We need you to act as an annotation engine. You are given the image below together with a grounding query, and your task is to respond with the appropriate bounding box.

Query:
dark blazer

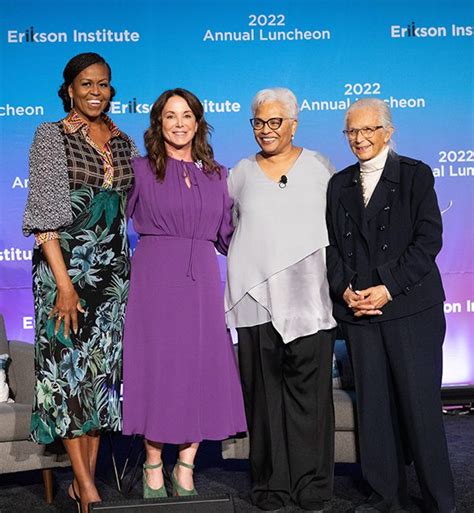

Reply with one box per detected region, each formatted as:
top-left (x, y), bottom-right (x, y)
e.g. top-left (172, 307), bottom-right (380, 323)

top-left (326, 151), bottom-right (445, 324)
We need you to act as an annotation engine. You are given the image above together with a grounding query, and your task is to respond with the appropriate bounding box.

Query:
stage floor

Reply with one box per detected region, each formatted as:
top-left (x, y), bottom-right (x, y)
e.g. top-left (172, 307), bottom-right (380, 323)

top-left (0, 413), bottom-right (473, 513)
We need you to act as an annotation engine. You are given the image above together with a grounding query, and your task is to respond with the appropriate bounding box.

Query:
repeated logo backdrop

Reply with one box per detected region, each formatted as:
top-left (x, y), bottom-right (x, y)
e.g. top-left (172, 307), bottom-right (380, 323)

top-left (0, 0), bottom-right (473, 385)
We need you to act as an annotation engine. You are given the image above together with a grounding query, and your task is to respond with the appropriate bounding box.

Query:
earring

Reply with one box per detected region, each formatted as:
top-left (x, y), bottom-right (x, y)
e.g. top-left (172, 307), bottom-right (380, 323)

top-left (70, 97), bottom-right (74, 109)
top-left (291, 134), bottom-right (295, 140)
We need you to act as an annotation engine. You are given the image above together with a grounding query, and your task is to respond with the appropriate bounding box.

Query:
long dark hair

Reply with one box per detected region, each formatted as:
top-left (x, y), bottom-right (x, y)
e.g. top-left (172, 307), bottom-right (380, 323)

top-left (144, 88), bottom-right (220, 182)
top-left (58, 52), bottom-right (116, 112)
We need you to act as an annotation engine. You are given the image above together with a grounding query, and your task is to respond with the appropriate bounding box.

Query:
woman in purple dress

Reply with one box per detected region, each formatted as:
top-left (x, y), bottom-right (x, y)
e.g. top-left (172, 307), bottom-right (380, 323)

top-left (122, 88), bottom-right (246, 498)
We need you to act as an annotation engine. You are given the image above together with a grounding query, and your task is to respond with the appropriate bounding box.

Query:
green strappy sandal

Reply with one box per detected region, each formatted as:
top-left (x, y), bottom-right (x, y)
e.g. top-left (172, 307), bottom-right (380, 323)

top-left (143, 461), bottom-right (167, 498)
top-left (171, 459), bottom-right (198, 496)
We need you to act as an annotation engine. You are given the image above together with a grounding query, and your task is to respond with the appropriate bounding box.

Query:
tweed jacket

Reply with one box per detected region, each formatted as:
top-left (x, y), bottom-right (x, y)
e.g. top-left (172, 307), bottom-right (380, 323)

top-left (326, 151), bottom-right (445, 324)
top-left (23, 119), bottom-right (140, 236)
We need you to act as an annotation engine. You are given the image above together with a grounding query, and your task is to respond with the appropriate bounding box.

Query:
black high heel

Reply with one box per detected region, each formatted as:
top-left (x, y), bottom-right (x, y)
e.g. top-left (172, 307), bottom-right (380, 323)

top-left (68, 482), bottom-right (81, 513)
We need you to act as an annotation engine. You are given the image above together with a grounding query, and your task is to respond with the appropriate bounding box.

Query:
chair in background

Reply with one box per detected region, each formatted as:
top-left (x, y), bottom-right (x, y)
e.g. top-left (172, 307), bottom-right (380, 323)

top-left (0, 313), bottom-right (70, 503)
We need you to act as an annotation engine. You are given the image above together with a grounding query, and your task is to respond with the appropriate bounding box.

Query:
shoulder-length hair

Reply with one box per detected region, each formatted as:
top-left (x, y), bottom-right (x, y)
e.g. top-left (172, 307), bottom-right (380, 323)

top-left (144, 88), bottom-right (220, 182)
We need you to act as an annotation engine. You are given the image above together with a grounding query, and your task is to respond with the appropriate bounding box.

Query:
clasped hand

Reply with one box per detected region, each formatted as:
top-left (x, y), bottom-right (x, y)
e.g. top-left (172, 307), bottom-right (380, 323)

top-left (343, 285), bottom-right (390, 317)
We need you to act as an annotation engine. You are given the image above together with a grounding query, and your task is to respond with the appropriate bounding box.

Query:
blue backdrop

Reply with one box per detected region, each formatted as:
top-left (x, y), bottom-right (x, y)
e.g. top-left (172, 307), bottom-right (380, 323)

top-left (0, 0), bottom-right (473, 385)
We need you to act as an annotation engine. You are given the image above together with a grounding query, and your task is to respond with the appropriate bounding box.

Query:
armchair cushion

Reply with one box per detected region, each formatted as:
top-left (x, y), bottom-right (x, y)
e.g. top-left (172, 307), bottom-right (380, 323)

top-left (8, 341), bottom-right (35, 405)
top-left (0, 402), bottom-right (32, 442)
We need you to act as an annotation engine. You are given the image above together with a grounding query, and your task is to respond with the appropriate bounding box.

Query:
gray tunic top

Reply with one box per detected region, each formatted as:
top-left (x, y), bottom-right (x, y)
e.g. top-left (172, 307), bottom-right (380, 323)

top-left (225, 148), bottom-right (337, 343)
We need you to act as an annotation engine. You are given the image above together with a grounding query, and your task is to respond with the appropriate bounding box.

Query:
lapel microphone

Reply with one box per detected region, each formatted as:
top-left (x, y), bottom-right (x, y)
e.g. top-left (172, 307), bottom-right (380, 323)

top-left (279, 175), bottom-right (288, 188)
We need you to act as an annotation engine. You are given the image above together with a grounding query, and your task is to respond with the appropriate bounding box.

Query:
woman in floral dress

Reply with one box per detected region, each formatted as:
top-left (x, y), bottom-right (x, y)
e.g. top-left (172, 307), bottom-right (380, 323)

top-left (23, 53), bottom-right (139, 513)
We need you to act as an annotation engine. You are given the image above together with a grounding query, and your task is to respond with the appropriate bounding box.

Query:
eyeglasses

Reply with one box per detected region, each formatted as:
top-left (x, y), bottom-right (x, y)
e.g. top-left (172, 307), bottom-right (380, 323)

top-left (249, 117), bottom-right (293, 130)
top-left (343, 126), bottom-right (384, 140)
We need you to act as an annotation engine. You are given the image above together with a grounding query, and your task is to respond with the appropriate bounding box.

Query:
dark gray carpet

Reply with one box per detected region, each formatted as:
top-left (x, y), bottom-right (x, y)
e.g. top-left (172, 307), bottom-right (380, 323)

top-left (0, 414), bottom-right (473, 513)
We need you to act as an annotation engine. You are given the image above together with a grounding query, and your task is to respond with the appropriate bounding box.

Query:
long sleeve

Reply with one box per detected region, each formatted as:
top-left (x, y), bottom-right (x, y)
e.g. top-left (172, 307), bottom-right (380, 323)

top-left (377, 163), bottom-right (443, 297)
top-left (126, 158), bottom-right (141, 220)
top-left (23, 123), bottom-right (72, 236)
top-left (215, 169), bottom-right (234, 256)
top-left (325, 176), bottom-right (357, 298)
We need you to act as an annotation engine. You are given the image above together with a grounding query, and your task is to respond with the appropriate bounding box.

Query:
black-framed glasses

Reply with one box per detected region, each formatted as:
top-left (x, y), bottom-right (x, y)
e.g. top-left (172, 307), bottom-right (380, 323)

top-left (343, 126), bottom-right (384, 140)
top-left (250, 117), bottom-right (293, 130)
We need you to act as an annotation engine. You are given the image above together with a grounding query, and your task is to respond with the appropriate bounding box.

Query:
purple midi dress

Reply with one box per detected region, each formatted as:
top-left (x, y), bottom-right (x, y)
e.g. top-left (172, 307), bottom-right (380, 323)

top-left (122, 156), bottom-right (246, 443)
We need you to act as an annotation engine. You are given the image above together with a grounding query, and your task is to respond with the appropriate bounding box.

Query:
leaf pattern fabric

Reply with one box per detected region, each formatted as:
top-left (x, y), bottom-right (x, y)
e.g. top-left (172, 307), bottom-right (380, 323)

top-left (30, 185), bottom-right (130, 444)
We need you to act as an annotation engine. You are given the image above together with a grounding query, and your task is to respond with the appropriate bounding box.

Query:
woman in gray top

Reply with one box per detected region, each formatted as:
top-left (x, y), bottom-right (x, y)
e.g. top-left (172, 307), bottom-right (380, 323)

top-left (225, 87), bottom-right (337, 512)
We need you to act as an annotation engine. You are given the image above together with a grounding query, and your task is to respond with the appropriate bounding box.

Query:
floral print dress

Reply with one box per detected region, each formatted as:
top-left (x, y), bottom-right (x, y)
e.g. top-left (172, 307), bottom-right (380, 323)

top-left (30, 111), bottom-right (137, 443)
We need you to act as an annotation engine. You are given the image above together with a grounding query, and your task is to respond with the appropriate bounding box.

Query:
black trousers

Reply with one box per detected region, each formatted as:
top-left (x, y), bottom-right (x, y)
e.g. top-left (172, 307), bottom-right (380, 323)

top-left (237, 323), bottom-right (335, 510)
top-left (343, 304), bottom-right (455, 513)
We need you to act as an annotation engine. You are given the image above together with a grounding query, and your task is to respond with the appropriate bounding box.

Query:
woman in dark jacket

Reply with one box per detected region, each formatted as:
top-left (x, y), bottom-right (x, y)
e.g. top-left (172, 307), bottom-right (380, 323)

top-left (326, 98), bottom-right (455, 513)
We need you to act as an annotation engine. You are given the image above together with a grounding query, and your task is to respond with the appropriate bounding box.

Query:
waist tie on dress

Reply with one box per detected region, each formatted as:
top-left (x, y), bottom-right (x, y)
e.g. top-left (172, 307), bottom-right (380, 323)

top-left (139, 234), bottom-right (210, 282)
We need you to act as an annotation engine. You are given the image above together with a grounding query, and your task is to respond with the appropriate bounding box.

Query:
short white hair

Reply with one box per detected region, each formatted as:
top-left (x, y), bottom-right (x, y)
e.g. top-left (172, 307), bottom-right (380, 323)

top-left (251, 87), bottom-right (299, 119)
top-left (344, 98), bottom-right (393, 129)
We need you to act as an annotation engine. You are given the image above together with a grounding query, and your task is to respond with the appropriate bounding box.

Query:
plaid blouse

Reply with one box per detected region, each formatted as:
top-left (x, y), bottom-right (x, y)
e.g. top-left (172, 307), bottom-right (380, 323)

top-left (63, 110), bottom-right (135, 190)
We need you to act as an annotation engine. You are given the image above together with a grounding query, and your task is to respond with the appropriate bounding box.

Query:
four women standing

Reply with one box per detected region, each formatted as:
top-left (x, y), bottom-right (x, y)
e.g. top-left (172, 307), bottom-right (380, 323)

top-left (24, 56), bottom-right (454, 513)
